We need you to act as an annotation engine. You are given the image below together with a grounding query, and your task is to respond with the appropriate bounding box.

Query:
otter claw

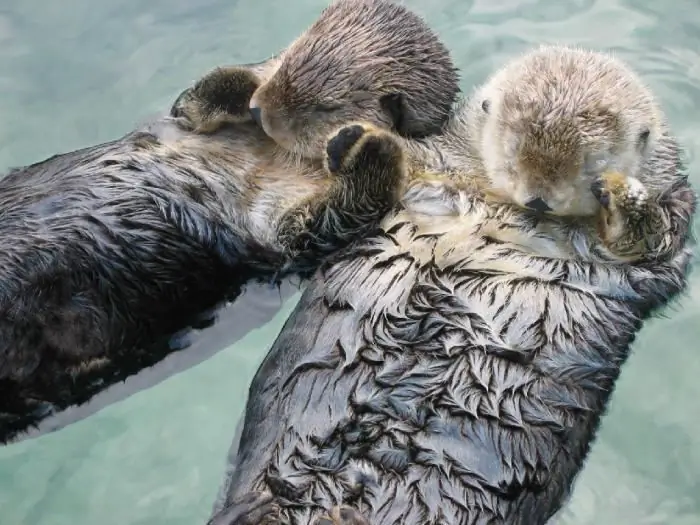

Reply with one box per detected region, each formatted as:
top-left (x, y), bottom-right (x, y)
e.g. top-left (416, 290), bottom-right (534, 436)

top-left (326, 125), bottom-right (367, 173)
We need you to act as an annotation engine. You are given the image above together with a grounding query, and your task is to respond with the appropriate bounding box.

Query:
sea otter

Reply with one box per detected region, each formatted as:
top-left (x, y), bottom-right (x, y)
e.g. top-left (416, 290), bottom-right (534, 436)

top-left (0, 0), bottom-right (460, 444)
top-left (170, 0), bottom-right (459, 159)
top-left (208, 46), bottom-right (696, 525)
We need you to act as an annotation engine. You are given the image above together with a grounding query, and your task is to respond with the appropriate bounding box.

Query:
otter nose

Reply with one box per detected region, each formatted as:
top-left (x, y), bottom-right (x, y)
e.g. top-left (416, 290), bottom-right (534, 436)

top-left (249, 105), bottom-right (262, 127)
top-left (524, 197), bottom-right (552, 213)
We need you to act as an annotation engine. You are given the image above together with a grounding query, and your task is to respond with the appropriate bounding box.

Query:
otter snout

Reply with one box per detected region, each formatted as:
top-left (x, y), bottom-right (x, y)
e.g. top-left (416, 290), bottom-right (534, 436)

top-left (249, 105), bottom-right (263, 127)
top-left (525, 197), bottom-right (552, 213)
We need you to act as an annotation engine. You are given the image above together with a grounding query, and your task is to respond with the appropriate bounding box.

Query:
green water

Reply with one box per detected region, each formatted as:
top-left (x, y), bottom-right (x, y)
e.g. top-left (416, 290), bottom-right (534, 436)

top-left (0, 0), bottom-right (699, 523)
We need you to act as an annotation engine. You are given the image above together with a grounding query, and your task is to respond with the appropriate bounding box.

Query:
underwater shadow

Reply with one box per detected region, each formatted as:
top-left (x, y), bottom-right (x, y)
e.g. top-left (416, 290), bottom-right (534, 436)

top-left (6, 279), bottom-right (301, 444)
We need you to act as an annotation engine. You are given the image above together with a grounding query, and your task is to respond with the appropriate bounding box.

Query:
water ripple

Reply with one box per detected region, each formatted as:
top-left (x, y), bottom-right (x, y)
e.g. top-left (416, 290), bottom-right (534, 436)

top-left (0, 1), bottom-right (698, 524)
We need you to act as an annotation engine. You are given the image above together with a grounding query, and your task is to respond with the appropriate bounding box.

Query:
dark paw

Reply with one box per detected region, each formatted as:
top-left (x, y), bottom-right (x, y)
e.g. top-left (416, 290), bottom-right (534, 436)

top-left (325, 123), bottom-right (403, 176)
top-left (326, 124), bottom-right (367, 173)
top-left (208, 491), bottom-right (280, 525)
top-left (170, 67), bottom-right (261, 132)
top-left (170, 87), bottom-right (192, 119)
top-left (315, 506), bottom-right (369, 525)
top-left (29, 400), bottom-right (56, 420)
top-left (194, 67), bottom-right (260, 116)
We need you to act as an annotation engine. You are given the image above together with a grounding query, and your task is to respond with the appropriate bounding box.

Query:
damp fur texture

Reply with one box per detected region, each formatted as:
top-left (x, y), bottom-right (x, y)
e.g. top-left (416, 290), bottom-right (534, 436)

top-left (211, 46), bottom-right (696, 525)
top-left (0, 119), bottom-right (406, 444)
top-left (172, 0), bottom-right (460, 159)
top-left (0, 0), bottom-right (461, 444)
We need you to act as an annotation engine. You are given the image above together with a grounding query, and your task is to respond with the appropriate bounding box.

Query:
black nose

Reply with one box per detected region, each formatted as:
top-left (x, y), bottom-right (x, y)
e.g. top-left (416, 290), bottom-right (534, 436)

top-left (524, 197), bottom-right (552, 213)
top-left (249, 106), bottom-right (262, 127)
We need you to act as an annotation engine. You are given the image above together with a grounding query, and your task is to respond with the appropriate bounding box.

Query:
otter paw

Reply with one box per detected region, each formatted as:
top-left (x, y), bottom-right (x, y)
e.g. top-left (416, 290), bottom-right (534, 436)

top-left (314, 506), bottom-right (369, 525)
top-left (325, 123), bottom-right (403, 176)
top-left (170, 67), bottom-right (261, 133)
top-left (591, 171), bottom-right (656, 259)
top-left (207, 491), bottom-right (280, 525)
top-left (591, 171), bottom-right (650, 219)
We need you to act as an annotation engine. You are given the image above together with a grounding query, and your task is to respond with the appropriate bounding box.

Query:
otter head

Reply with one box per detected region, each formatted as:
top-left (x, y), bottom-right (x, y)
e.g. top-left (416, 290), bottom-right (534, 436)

top-left (471, 45), bottom-right (662, 217)
top-left (248, 0), bottom-right (460, 159)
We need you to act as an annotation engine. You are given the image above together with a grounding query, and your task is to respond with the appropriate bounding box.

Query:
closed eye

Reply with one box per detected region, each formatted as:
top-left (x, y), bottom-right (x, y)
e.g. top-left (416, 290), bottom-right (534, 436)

top-left (314, 102), bottom-right (342, 113)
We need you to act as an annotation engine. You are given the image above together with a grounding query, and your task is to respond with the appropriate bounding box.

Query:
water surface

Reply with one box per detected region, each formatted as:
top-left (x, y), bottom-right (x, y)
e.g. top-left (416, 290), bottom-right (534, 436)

top-left (0, 0), bottom-right (699, 524)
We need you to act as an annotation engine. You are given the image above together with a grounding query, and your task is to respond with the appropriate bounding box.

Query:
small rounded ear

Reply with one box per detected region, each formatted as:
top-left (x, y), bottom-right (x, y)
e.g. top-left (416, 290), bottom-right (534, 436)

top-left (379, 92), bottom-right (407, 135)
top-left (637, 128), bottom-right (651, 151)
top-left (481, 100), bottom-right (491, 113)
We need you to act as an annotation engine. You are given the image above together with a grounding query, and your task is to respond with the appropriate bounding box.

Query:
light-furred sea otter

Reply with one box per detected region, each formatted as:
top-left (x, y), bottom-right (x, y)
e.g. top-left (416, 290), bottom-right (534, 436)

top-left (0, 0), bottom-right (459, 444)
top-left (206, 46), bottom-right (696, 525)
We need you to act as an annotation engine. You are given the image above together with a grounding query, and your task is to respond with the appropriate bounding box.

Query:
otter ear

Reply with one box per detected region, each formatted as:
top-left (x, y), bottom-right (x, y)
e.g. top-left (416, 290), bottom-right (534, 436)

top-left (637, 128), bottom-right (651, 152)
top-left (379, 93), bottom-right (408, 135)
top-left (481, 99), bottom-right (491, 114)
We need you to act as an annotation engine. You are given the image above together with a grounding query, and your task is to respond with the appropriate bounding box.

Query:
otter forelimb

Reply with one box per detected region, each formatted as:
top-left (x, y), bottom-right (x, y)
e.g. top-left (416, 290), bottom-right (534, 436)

top-left (592, 168), bottom-right (696, 263)
top-left (208, 492), bottom-right (370, 525)
top-left (170, 66), bottom-right (265, 133)
top-left (276, 123), bottom-right (406, 269)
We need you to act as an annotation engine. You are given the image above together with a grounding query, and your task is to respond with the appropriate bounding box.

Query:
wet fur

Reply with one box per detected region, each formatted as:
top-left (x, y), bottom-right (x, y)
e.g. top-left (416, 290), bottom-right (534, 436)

top-left (0, 0), bottom-right (463, 443)
top-left (211, 48), bottom-right (696, 524)
top-left (173, 0), bottom-right (460, 159)
top-left (0, 116), bottom-right (405, 444)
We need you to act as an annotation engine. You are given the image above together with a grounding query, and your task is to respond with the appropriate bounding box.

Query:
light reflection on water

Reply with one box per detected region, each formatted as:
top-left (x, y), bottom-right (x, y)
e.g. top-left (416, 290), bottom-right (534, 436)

top-left (0, 1), bottom-right (698, 524)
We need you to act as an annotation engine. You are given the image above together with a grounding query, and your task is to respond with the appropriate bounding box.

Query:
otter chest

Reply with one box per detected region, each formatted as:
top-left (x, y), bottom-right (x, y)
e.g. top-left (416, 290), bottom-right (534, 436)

top-left (234, 195), bottom-right (641, 525)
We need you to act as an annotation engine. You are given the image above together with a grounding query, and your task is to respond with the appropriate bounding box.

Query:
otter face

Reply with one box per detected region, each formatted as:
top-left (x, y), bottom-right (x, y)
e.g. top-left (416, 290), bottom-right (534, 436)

top-left (248, 61), bottom-right (404, 159)
top-left (248, 0), bottom-right (460, 159)
top-left (473, 46), bottom-right (661, 217)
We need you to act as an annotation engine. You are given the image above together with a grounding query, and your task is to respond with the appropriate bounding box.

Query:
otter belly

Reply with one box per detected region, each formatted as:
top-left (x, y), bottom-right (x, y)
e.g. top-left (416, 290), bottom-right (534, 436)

top-left (221, 196), bottom-right (690, 525)
top-left (0, 129), bottom-right (261, 444)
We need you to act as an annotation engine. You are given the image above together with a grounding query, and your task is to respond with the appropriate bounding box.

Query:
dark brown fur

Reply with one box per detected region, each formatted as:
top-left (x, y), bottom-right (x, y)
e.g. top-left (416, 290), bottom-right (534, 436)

top-left (172, 0), bottom-right (460, 159)
top-left (0, 117), bottom-right (408, 444)
top-left (0, 0), bottom-right (460, 444)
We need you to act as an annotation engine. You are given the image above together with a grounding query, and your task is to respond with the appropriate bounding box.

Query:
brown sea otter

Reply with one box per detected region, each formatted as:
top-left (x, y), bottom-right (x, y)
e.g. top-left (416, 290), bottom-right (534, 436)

top-left (0, 0), bottom-right (460, 444)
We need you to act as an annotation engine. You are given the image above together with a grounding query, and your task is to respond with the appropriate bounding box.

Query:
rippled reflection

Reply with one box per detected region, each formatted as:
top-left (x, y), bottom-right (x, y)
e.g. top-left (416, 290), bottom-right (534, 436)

top-left (0, 0), bottom-right (698, 524)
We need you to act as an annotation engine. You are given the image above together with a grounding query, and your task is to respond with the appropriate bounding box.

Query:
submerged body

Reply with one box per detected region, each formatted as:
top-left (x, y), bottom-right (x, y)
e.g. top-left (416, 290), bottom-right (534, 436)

top-left (211, 47), bottom-right (696, 525)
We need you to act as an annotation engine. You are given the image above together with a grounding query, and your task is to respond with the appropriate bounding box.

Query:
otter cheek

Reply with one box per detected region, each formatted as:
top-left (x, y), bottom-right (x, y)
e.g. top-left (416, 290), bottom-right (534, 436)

top-left (249, 102), bottom-right (274, 140)
top-left (311, 136), bottom-right (329, 160)
top-left (266, 113), bottom-right (296, 151)
top-left (561, 182), bottom-right (595, 216)
top-left (488, 170), bottom-right (518, 203)
top-left (513, 182), bottom-right (533, 209)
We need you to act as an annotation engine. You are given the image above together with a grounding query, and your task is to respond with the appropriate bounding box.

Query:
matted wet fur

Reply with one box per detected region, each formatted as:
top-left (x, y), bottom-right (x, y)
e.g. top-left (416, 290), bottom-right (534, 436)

top-left (171, 0), bottom-right (460, 159)
top-left (0, 0), bottom-right (461, 444)
top-left (209, 47), bottom-right (696, 525)
top-left (0, 104), bottom-right (411, 444)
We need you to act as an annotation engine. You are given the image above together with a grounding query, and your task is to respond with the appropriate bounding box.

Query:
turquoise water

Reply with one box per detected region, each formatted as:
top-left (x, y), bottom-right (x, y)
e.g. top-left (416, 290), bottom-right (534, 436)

top-left (0, 0), bottom-right (699, 523)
